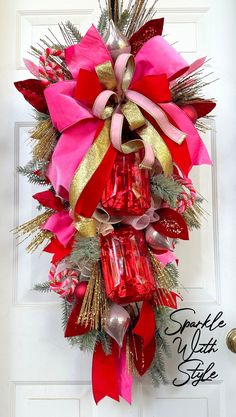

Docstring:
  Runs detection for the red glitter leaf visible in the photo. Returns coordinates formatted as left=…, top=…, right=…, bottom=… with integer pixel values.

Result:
left=153, top=208, right=189, bottom=240
left=129, top=18, right=165, bottom=56
left=14, top=79, right=48, bottom=113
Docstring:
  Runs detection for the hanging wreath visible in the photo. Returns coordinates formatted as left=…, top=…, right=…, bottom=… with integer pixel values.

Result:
left=14, top=0, right=216, bottom=404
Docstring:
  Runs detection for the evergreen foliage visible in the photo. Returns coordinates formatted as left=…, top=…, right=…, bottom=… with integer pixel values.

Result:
left=151, top=174, right=183, bottom=208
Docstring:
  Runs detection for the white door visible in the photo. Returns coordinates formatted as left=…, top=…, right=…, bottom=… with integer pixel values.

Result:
left=1, top=0, right=235, bottom=416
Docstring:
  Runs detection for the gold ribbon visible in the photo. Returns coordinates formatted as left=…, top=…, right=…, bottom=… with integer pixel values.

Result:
left=69, top=120, right=111, bottom=237
left=95, top=61, right=117, bottom=90
left=74, top=215, right=97, bottom=237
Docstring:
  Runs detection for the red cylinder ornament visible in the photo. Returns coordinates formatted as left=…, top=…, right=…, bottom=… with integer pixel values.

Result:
left=100, top=225, right=156, bottom=304
left=101, top=149, right=151, bottom=216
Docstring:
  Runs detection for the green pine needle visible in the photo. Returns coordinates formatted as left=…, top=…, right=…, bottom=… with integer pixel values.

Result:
left=65, top=21, right=82, bottom=43
left=34, top=281, right=51, bottom=293
left=163, top=263, right=180, bottom=290
left=97, top=9, right=109, bottom=36
left=70, top=236, right=101, bottom=267
left=151, top=174, right=183, bottom=208
left=17, top=159, right=48, bottom=185
left=183, top=198, right=205, bottom=231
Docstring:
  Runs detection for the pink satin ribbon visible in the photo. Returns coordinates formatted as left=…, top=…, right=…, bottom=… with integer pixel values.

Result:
left=118, top=343, right=132, bottom=404
left=42, top=210, right=76, bottom=247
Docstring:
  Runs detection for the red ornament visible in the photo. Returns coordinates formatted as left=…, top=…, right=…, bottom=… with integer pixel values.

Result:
left=153, top=208, right=189, bottom=240
left=14, top=79, right=48, bottom=113
left=74, top=281, right=88, bottom=303
left=101, top=149, right=151, bottom=216
left=100, top=226, right=156, bottom=304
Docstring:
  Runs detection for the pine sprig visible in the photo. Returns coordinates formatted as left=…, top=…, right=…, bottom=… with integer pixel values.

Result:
left=64, top=21, right=82, bottom=43
left=163, top=263, right=180, bottom=290
left=149, top=307, right=172, bottom=385
left=70, top=236, right=101, bottom=267
left=34, top=281, right=51, bottom=293
left=97, top=330, right=112, bottom=355
left=151, top=174, right=183, bottom=208
left=17, top=159, right=48, bottom=185
left=97, top=9, right=109, bottom=36
left=183, top=198, right=205, bottom=231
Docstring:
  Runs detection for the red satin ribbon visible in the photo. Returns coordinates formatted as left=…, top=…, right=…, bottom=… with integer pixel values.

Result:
left=130, top=333, right=156, bottom=376
left=132, top=301, right=156, bottom=347
left=92, top=340, right=120, bottom=404
left=131, top=74, right=171, bottom=104
left=64, top=302, right=90, bottom=337
left=144, top=110, right=191, bottom=175
left=130, top=301, right=156, bottom=376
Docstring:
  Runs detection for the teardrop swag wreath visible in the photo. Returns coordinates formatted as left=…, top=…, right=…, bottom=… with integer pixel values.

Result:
left=14, top=0, right=216, bottom=404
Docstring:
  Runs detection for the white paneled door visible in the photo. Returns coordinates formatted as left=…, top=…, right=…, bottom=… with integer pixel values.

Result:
left=1, top=0, right=236, bottom=416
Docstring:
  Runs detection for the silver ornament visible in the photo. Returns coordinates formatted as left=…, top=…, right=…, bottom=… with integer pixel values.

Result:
left=104, top=19, right=131, bottom=60
left=105, top=303, right=130, bottom=347
left=145, top=225, right=173, bottom=251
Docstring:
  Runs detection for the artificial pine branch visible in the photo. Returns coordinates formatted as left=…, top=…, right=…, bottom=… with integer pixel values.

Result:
left=70, top=235, right=101, bottom=267
left=17, top=159, right=48, bottom=185
left=64, top=21, right=82, bottom=43
left=97, top=330, right=112, bottom=355
left=34, top=281, right=51, bottom=293
left=151, top=174, right=183, bottom=208
left=149, top=307, right=172, bottom=385
left=61, top=298, right=73, bottom=330
left=163, top=263, right=180, bottom=290
left=117, top=10, right=130, bottom=33
left=97, top=8, right=109, bottom=36
left=183, top=198, right=206, bottom=231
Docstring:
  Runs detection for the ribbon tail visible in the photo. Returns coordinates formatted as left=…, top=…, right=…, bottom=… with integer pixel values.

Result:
left=92, top=341, right=120, bottom=404
left=132, top=301, right=156, bottom=346
left=118, top=342, right=133, bottom=404
left=69, top=120, right=117, bottom=218
left=137, top=121, right=173, bottom=175
left=110, top=111, right=155, bottom=169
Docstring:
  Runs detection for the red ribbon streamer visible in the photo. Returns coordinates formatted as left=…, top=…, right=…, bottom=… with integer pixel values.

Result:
left=92, top=340, right=120, bottom=404
left=132, top=301, right=156, bottom=347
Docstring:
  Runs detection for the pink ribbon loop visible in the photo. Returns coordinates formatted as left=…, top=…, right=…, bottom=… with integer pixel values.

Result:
left=125, top=89, right=187, bottom=144
left=92, top=90, right=118, bottom=119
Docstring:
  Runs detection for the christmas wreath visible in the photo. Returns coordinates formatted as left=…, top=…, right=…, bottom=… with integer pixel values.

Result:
left=14, top=0, right=215, bottom=404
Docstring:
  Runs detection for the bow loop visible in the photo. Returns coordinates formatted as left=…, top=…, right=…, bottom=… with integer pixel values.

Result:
left=114, top=53, right=135, bottom=92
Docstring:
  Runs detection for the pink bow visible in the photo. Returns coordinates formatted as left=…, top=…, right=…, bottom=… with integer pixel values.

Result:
left=44, top=25, right=211, bottom=199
